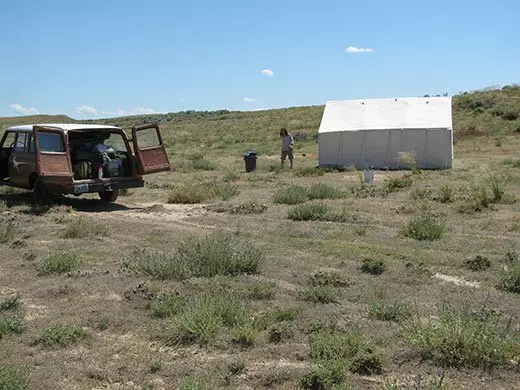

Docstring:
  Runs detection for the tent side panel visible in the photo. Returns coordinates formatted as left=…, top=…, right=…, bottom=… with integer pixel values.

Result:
left=423, top=128, right=453, bottom=169
left=318, top=132, right=341, bottom=166
left=318, top=129, right=452, bottom=169
left=318, top=131, right=365, bottom=167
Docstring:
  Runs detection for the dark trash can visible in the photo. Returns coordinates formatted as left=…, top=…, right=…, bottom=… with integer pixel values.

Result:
left=243, top=150, right=257, bottom=172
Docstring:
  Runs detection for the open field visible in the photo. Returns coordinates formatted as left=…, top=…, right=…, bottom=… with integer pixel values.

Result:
left=1, top=86, right=520, bottom=389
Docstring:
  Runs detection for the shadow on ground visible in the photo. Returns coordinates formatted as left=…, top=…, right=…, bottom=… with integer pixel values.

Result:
left=0, top=191, right=138, bottom=214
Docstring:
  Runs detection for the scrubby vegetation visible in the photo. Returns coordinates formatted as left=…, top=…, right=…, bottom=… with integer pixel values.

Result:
left=1, top=85, right=519, bottom=388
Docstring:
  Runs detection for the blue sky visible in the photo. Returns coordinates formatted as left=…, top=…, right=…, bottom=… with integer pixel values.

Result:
left=1, top=0, right=519, bottom=118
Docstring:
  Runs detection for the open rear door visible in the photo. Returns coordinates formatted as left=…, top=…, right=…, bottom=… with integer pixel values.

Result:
left=33, top=126, right=74, bottom=186
left=132, top=124, right=171, bottom=174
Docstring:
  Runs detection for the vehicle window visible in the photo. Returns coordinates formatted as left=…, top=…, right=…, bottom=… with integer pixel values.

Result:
left=105, top=132, right=128, bottom=152
left=38, top=132, right=64, bottom=153
left=27, top=134, right=35, bottom=153
left=1, top=132, right=16, bottom=148
left=136, top=128, right=160, bottom=148
left=13, top=133, right=28, bottom=152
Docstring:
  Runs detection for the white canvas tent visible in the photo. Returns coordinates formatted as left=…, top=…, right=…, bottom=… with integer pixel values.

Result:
left=317, top=96, right=453, bottom=169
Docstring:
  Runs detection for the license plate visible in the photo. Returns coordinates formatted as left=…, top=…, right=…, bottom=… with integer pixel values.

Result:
left=74, top=184, right=89, bottom=194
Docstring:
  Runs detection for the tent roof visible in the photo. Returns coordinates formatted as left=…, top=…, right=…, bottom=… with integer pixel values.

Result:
left=318, top=96, right=452, bottom=133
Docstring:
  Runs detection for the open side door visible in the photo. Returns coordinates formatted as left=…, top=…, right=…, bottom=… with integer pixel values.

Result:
left=132, top=124, right=171, bottom=174
left=33, top=126, right=73, bottom=186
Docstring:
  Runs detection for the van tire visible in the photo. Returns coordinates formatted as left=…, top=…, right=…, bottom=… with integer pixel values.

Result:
left=33, top=178, right=53, bottom=204
left=99, top=189, right=119, bottom=202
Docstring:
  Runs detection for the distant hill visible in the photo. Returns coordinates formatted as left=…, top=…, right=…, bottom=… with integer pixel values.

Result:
left=89, top=84, right=520, bottom=143
left=452, top=84, right=520, bottom=139
left=1, top=85, right=518, bottom=147
left=0, top=114, right=75, bottom=128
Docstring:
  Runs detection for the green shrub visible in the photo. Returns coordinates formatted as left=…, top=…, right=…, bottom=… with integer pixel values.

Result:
left=360, top=258, right=386, bottom=275
left=167, top=183, right=210, bottom=204
left=38, top=251, right=80, bottom=275
left=268, top=164, right=282, bottom=174
left=309, top=271, right=350, bottom=287
left=491, top=178, right=505, bottom=202
left=310, top=327, right=382, bottom=375
left=274, top=308, right=299, bottom=322
left=0, top=316, right=25, bottom=335
left=267, top=322, right=294, bottom=344
left=410, top=187, right=432, bottom=201
left=190, top=157, right=215, bottom=171
left=436, top=184, right=454, bottom=203
left=174, top=233, right=262, bottom=278
left=179, top=375, right=211, bottom=390
left=0, top=295, right=21, bottom=312
left=497, top=262, right=520, bottom=294
left=385, top=176, right=413, bottom=192
left=287, top=203, right=330, bottom=221
left=0, top=221, right=15, bottom=244
left=245, top=280, right=276, bottom=300
left=231, top=200, right=267, bottom=214
left=308, top=183, right=345, bottom=200
left=32, top=324, right=88, bottom=348
left=299, top=285, right=338, bottom=304
left=168, top=182, right=239, bottom=203
left=148, top=358, right=162, bottom=374
left=231, top=324, right=258, bottom=347
left=59, top=217, right=108, bottom=239
left=122, top=248, right=182, bottom=279
left=211, top=182, right=240, bottom=201
left=223, top=169, right=240, bottom=182
left=505, top=249, right=518, bottom=263
left=295, top=167, right=326, bottom=177
left=123, top=233, right=262, bottom=280
left=401, top=216, right=445, bottom=241
left=0, top=365, right=29, bottom=390
left=369, top=302, right=413, bottom=323
left=274, top=185, right=309, bottom=204
left=407, top=304, right=520, bottom=368
left=465, top=255, right=491, bottom=271
left=158, top=293, right=247, bottom=345
left=468, top=183, right=492, bottom=211
left=299, top=360, right=349, bottom=390
left=150, top=293, right=185, bottom=318
left=349, top=349, right=383, bottom=375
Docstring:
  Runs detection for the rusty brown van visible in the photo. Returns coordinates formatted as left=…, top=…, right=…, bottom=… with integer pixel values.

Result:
left=0, top=123, right=170, bottom=202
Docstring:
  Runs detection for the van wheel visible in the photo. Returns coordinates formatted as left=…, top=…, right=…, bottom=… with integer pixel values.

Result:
left=99, top=189, right=119, bottom=202
left=33, top=178, right=53, bottom=204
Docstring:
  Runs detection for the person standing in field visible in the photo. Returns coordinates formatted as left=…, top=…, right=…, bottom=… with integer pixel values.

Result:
left=280, top=127, right=294, bottom=169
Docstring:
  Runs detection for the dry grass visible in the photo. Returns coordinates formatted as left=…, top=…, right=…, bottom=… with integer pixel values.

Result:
left=1, top=105, right=520, bottom=388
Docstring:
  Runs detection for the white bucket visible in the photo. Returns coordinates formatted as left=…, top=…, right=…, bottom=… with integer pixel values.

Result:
left=364, top=169, right=374, bottom=185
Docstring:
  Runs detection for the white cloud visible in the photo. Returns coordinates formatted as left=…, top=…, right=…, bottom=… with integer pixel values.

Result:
left=345, top=46, right=374, bottom=53
left=130, top=107, right=159, bottom=115
left=75, top=105, right=98, bottom=115
left=10, top=104, right=39, bottom=115
left=261, top=69, right=274, bottom=76
left=101, top=107, right=161, bottom=117
left=243, top=97, right=255, bottom=102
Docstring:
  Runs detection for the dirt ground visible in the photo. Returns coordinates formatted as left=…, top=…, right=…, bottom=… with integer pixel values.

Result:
left=1, top=136, right=520, bottom=390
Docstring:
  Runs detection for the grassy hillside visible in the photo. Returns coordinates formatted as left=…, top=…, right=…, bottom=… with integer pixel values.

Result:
left=1, top=86, right=519, bottom=156
left=1, top=85, right=520, bottom=389
left=452, top=85, right=520, bottom=139
left=0, top=114, right=75, bottom=128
